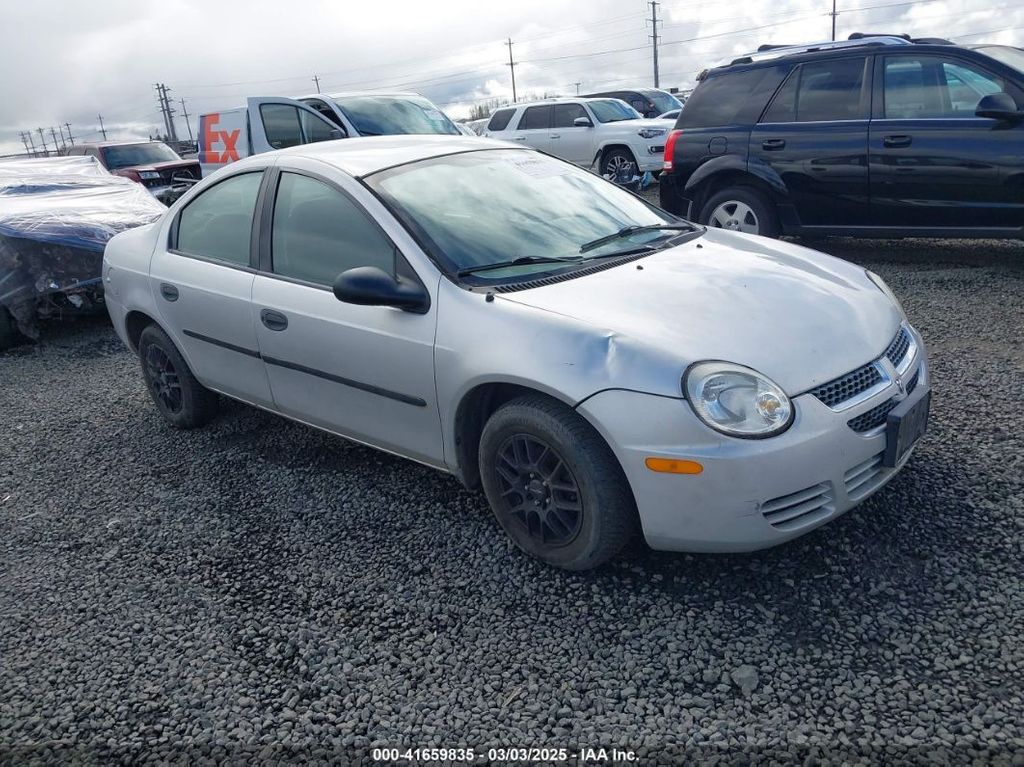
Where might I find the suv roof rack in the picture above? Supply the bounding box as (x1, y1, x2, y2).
(848, 31, 954, 44)
(728, 35, 912, 66)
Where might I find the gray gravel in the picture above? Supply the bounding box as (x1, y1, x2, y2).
(1, 238, 1023, 764)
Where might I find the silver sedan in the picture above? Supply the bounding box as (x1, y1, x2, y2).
(103, 136, 930, 570)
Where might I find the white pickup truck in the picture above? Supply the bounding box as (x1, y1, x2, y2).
(483, 98, 674, 180)
(198, 93, 462, 177)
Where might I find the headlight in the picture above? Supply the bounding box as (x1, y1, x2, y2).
(638, 128, 666, 139)
(138, 171, 161, 180)
(683, 361, 793, 438)
(865, 270, 905, 316)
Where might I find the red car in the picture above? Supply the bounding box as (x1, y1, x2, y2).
(67, 141, 200, 196)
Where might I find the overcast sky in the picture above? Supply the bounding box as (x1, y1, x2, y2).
(1, 0, 1021, 154)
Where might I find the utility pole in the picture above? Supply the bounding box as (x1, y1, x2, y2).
(312, 74, 321, 93)
(572, 82, 581, 95)
(64, 122, 74, 146)
(98, 114, 107, 140)
(26, 131, 38, 155)
(155, 83, 179, 142)
(179, 98, 194, 142)
(36, 128, 48, 154)
(649, 1, 661, 88)
(20, 132, 31, 155)
(505, 38, 518, 103)
(830, 0, 838, 41)
(50, 126, 65, 153)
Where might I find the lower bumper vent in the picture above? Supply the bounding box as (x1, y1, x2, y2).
(761, 482, 834, 531)
(844, 452, 886, 500)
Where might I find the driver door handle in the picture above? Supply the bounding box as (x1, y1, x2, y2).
(260, 309, 288, 332)
(513, 136, 527, 141)
(884, 135, 912, 148)
(549, 133, 561, 139)
(761, 138, 786, 150)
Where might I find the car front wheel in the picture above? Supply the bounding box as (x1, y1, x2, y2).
(699, 186, 779, 238)
(138, 325, 219, 428)
(600, 147, 639, 183)
(479, 394, 637, 570)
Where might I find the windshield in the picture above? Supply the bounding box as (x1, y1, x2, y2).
(333, 95, 460, 136)
(646, 90, 682, 114)
(973, 45, 1024, 75)
(101, 142, 179, 169)
(588, 99, 642, 123)
(367, 149, 685, 280)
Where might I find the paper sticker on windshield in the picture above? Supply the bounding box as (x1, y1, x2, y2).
(508, 154, 568, 179)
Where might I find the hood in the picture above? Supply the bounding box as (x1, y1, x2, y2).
(610, 118, 674, 132)
(498, 229, 903, 395)
(119, 159, 199, 173)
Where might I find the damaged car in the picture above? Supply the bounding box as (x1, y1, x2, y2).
(103, 136, 930, 570)
(0, 156, 165, 350)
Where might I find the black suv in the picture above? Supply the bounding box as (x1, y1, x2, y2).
(659, 35, 1024, 238)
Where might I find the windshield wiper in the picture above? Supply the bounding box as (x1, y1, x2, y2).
(579, 224, 695, 254)
(457, 255, 583, 277)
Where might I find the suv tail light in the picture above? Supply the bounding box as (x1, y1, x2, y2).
(663, 129, 683, 171)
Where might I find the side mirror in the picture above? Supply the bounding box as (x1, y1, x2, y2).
(975, 92, 1022, 121)
(573, 116, 594, 128)
(333, 266, 430, 314)
(329, 128, 345, 140)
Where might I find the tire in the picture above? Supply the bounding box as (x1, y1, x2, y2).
(699, 186, 780, 238)
(138, 325, 218, 429)
(600, 147, 639, 183)
(479, 394, 637, 570)
(0, 305, 19, 352)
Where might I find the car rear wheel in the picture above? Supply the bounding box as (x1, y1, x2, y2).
(138, 325, 218, 429)
(699, 186, 779, 238)
(479, 394, 637, 570)
(600, 147, 639, 183)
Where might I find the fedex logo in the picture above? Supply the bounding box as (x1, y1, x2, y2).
(200, 113, 241, 164)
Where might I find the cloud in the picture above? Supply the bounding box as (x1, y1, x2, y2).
(1, 0, 1020, 154)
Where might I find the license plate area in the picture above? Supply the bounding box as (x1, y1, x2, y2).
(883, 386, 931, 468)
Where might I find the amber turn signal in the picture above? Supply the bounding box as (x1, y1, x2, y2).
(644, 457, 704, 475)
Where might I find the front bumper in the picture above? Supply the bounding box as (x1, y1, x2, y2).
(577, 344, 928, 553)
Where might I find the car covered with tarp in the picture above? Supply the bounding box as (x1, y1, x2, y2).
(0, 156, 165, 350)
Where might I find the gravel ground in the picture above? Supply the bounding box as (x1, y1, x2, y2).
(1, 237, 1023, 764)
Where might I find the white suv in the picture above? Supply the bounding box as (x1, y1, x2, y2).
(484, 98, 672, 179)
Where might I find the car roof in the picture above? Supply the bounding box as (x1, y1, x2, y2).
(78, 140, 163, 148)
(306, 91, 425, 100)
(263, 135, 524, 178)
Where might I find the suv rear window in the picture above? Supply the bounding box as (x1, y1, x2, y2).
(519, 105, 552, 130)
(680, 69, 774, 128)
(487, 108, 515, 131)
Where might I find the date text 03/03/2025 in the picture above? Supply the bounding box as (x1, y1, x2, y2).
(371, 746, 639, 762)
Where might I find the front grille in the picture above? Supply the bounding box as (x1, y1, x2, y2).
(810, 364, 882, 408)
(761, 482, 834, 530)
(905, 369, 919, 394)
(885, 326, 911, 368)
(844, 452, 886, 500)
(847, 397, 898, 432)
(811, 325, 913, 410)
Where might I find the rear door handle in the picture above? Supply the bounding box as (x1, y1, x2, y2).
(260, 309, 288, 331)
(159, 283, 179, 302)
(549, 133, 561, 139)
(513, 136, 527, 141)
(761, 138, 786, 150)
(883, 135, 912, 148)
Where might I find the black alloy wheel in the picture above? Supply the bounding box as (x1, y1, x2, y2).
(145, 344, 183, 414)
(494, 434, 583, 547)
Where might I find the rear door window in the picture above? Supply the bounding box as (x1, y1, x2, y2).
(519, 105, 552, 130)
(487, 108, 515, 131)
(762, 57, 867, 122)
(175, 172, 263, 266)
